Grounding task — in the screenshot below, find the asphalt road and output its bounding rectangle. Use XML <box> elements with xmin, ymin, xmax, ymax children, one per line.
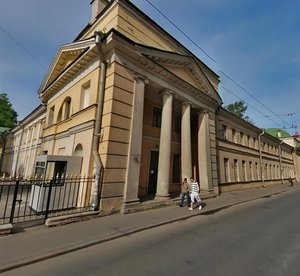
<box><xmin>4</xmin><ymin>189</ymin><xmax>300</xmax><ymax>276</ymax></box>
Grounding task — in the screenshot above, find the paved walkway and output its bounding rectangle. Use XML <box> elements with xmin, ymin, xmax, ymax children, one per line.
<box><xmin>0</xmin><ymin>182</ymin><xmax>299</xmax><ymax>273</ymax></box>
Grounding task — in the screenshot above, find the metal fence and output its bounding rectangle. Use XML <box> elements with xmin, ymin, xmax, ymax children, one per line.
<box><xmin>0</xmin><ymin>176</ymin><xmax>94</xmax><ymax>225</ymax></box>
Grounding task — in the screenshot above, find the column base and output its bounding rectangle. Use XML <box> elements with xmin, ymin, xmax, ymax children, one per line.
<box><xmin>121</xmin><ymin>198</ymin><xmax>141</xmax><ymax>214</ymax></box>
<box><xmin>154</xmin><ymin>194</ymin><xmax>170</xmax><ymax>200</ymax></box>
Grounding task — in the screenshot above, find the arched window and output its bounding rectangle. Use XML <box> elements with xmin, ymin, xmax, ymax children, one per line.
<box><xmin>74</xmin><ymin>143</ymin><xmax>83</xmax><ymax>156</ymax></box>
<box><xmin>57</xmin><ymin>97</ymin><xmax>72</xmax><ymax>122</ymax></box>
<box><xmin>57</xmin><ymin>106</ymin><xmax>63</xmax><ymax>123</ymax></box>
<box><xmin>64</xmin><ymin>97</ymin><xmax>71</xmax><ymax>120</ymax></box>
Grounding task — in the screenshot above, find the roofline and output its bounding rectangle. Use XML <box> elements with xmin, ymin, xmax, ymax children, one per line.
<box><xmin>10</xmin><ymin>104</ymin><xmax>46</xmax><ymax>133</ymax></box>
<box><xmin>74</xmin><ymin>0</ymin><xmax>219</xmax><ymax>79</ymax></box>
<box><xmin>38</xmin><ymin>47</ymin><xmax>90</xmax><ymax>96</ymax></box>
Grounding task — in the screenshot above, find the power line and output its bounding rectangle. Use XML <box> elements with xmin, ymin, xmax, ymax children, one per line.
<box><xmin>0</xmin><ymin>24</ymin><xmax>46</xmax><ymax>69</ymax></box>
<box><xmin>144</xmin><ymin>0</ymin><xmax>216</xmax><ymax>63</ymax></box>
<box><xmin>219</xmin><ymin>70</ymin><xmax>291</xmax><ymax>127</ymax></box>
<box><xmin>143</xmin><ymin>0</ymin><xmax>293</xmax><ymax>129</ymax></box>
<box><xmin>252</xmin><ymin>112</ymin><xmax>299</xmax><ymax>119</ymax></box>
<box><xmin>221</xmin><ymin>86</ymin><xmax>284</xmax><ymax>129</ymax></box>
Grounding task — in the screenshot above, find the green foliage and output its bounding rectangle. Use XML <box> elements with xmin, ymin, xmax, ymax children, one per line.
<box><xmin>0</xmin><ymin>93</ymin><xmax>18</xmax><ymax>128</ymax></box>
<box><xmin>225</xmin><ymin>100</ymin><xmax>254</xmax><ymax>124</ymax></box>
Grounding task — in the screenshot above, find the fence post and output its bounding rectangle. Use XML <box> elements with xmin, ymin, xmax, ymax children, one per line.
<box><xmin>9</xmin><ymin>179</ymin><xmax>20</xmax><ymax>224</ymax></box>
<box><xmin>44</xmin><ymin>178</ymin><xmax>53</xmax><ymax>221</ymax></box>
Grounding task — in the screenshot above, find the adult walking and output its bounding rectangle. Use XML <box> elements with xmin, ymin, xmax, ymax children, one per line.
<box><xmin>180</xmin><ymin>177</ymin><xmax>191</xmax><ymax>207</ymax></box>
<box><xmin>189</xmin><ymin>177</ymin><xmax>202</xmax><ymax>211</ymax></box>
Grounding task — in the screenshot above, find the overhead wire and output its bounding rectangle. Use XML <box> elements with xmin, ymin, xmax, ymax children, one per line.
<box><xmin>143</xmin><ymin>0</ymin><xmax>294</xmax><ymax>130</ymax></box>
<box><xmin>0</xmin><ymin>24</ymin><xmax>46</xmax><ymax>114</ymax></box>
<box><xmin>0</xmin><ymin>25</ymin><xmax>46</xmax><ymax>69</ymax></box>
<box><xmin>1</xmin><ymin>2</ymin><xmax>296</xmax><ymax>130</ymax></box>
<box><xmin>219</xmin><ymin>70</ymin><xmax>291</xmax><ymax>127</ymax></box>
<box><xmin>221</xmin><ymin>86</ymin><xmax>283</xmax><ymax>128</ymax></box>
<box><xmin>144</xmin><ymin>0</ymin><xmax>216</xmax><ymax>63</ymax></box>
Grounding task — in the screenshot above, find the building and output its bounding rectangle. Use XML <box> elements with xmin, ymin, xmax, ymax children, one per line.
<box><xmin>266</xmin><ymin>128</ymin><xmax>300</xmax><ymax>181</ymax></box>
<box><xmin>1</xmin><ymin>105</ymin><xmax>46</xmax><ymax>177</ymax></box>
<box><xmin>216</xmin><ymin>110</ymin><xmax>295</xmax><ymax>192</ymax></box>
<box><xmin>0</xmin><ymin>126</ymin><xmax>10</xmax><ymax>173</ymax></box>
<box><xmin>1</xmin><ymin>0</ymin><xmax>296</xmax><ymax>214</ymax></box>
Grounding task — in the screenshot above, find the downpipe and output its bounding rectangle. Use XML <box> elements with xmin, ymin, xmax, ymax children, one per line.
<box><xmin>278</xmin><ymin>141</ymin><xmax>284</xmax><ymax>184</ymax></box>
<box><xmin>91</xmin><ymin>31</ymin><xmax>106</xmax><ymax>210</ymax></box>
<box><xmin>258</xmin><ymin>130</ymin><xmax>265</xmax><ymax>188</ymax></box>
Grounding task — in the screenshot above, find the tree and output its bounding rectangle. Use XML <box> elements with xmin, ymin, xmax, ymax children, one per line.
<box><xmin>225</xmin><ymin>100</ymin><xmax>254</xmax><ymax>124</ymax></box>
<box><xmin>0</xmin><ymin>93</ymin><xmax>18</xmax><ymax>128</ymax></box>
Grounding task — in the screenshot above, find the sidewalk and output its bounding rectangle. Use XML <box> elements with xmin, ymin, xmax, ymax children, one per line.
<box><xmin>0</xmin><ymin>182</ymin><xmax>299</xmax><ymax>273</ymax></box>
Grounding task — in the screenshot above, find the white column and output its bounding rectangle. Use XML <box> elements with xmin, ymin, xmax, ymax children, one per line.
<box><xmin>198</xmin><ymin>110</ymin><xmax>213</xmax><ymax>191</ymax></box>
<box><xmin>156</xmin><ymin>90</ymin><xmax>173</xmax><ymax>198</ymax></box>
<box><xmin>123</xmin><ymin>74</ymin><xmax>148</xmax><ymax>210</ymax></box>
<box><xmin>181</xmin><ymin>102</ymin><xmax>192</xmax><ymax>180</ymax></box>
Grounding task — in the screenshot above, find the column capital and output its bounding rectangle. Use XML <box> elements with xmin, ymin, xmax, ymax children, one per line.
<box><xmin>159</xmin><ymin>88</ymin><xmax>175</xmax><ymax>97</ymax></box>
<box><xmin>133</xmin><ymin>73</ymin><xmax>149</xmax><ymax>85</ymax></box>
<box><xmin>198</xmin><ymin>109</ymin><xmax>210</xmax><ymax>115</ymax></box>
<box><xmin>181</xmin><ymin>101</ymin><xmax>193</xmax><ymax>108</ymax></box>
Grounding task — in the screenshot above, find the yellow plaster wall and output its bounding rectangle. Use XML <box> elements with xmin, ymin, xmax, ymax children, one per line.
<box><xmin>98</xmin><ymin>61</ymin><xmax>135</xmax><ymax>210</ymax></box>
<box><xmin>82</xmin><ymin>3</ymin><xmax>181</xmax><ymax>54</ymax></box>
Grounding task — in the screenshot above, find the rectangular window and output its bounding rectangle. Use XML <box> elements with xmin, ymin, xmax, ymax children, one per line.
<box><xmin>240</xmin><ymin>132</ymin><xmax>244</xmax><ymax>145</ymax></box>
<box><xmin>234</xmin><ymin>159</ymin><xmax>239</xmax><ymax>181</ymax></box>
<box><xmin>264</xmin><ymin>164</ymin><xmax>268</xmax><ymax>180</ymax></box>
<box><xmin>242</xmin><ymin>160</ymin><xmax>247</xmax><ymax>181</ymax></box>
<box><xmin>249</xmin><ymin>161</ymin><xmax>253</xmax><ymax>180</ymax></box>
<box><xmin>152</xmin><ymin>107</ymin><xmax>162</xmax><ymax>128</ymax></box>
<box><xmin>224</xmin><ymin>158</ymin><xmax>229</xmax><ymax>182</ymax></box>
<box><xmin>219</xmin><ymin>124</ymin><xmax>227</xmax><ymax>140</ymax></box>
<box><xmin>232</xmin><ymin>129</ymin><xmax>236</xmax><ymax>143</ymax></box>
<box><xmin>80</xmin><ymin>82</ymin><xmax>90</xmax><ymax>110</ymax></box>
<box><xmin>48</xmin><ymin>106</ymin><xmax>55</xmax><ymax>126</ymax></box>
<box><xmin>270</xmin><ymin>164</ymin><xmax>273</xmax><ymax>179</ymax></box>
<box><xmin>247</xmin><ymin>135</ymin><xmax>250</xmax><ymax>147</ymax></box>
<box><xmin>172</xmin><ymin>154</ymin><xmax>180</xmax><ymax>183</ymax></box>
<box><xmin>255</xmin><ymin>162</ymin><xmax>259</xmax><ymax>180</ymax></box>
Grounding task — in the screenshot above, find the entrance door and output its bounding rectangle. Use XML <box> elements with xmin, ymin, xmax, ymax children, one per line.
<box><xmin>148</xmin><ymin>150</ymin><xmax>159</xmax><ymax>195</ymax></box>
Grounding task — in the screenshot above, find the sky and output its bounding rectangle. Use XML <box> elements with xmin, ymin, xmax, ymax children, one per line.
<box><xmin>0</xmin><ymin>0</ymin><xmax>300</xmax><ymax>135</ymax></box>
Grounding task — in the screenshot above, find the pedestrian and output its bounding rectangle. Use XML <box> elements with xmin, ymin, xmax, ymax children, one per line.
<box><xmin>289</xmin><ymin>176</ymin><xmax>294</xmax><ymax>187</ymax></box>
<box><xmin>189</xmin><ymin>177</ymin><xmax>202</xmax><ymax>211</ymax></box>
<box><xmin>180</xmin><ymin>177</ymin><xmax>191</xmax><ymax>207</ymax></box>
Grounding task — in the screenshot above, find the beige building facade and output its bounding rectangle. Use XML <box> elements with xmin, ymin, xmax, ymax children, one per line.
<box><xmin>216</xmin><ymin>109</ymin><xmax>295</xmax><ymax>192</ymax></box>
<box><xmin>1</xmin><ymin>0</ymin><xmax>297</xmax><ymax>214</ymax></box>
<box><xmin>1</xmin><ymin>105</ymin><xmax>46</xmax><ymax>178</ymax></box>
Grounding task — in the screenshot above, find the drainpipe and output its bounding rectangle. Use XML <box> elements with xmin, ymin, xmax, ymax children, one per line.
<box><xmin>258</xmin><ymin>130</ymin><xmax>265</xmax><ymax>187</ymax></box>
<box><xmin>278</xmin><ymin>141</ymin><xmax>284</xmax><ymax>184</ymax></box>
<box><xmin>91</xmin><ymin>31</ymin><xmax>106</xmax><ymax>210</ymax></box>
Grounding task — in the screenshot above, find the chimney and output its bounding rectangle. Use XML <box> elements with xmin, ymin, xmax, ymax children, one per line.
<box><xmin>90</xmin><ymin>0</ymin><xmax>109</xmax><ymax>23</ymax></box>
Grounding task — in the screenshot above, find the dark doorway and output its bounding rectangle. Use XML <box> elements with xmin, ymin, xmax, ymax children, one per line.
<box><xmin>148</xmin><ymin>150</ymin><xmax>159</xmax><ymax>195</ymax></box>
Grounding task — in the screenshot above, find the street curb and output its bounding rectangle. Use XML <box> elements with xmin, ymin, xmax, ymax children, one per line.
<box><xmin>0</xmin><ymin>224</ymin><xmax>12</xmax><ymax>235</ymax></box>
<box><xmin>0</xmin><ymin>186</ymin><xmax>297</xmax><ymax>273</ymax></box>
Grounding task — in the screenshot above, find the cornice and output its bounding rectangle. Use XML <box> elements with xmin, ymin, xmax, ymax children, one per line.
<box><xmin>138</xmin><ymin>55</ymin><xmax>220</xmax><ymax>108</ymax></box>
<box><xmin>40</xmin><ymin>47</ymin><xmax>98</xmax><ymax>103</ymax></box>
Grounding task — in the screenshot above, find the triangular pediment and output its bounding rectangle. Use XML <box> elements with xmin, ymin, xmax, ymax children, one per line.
<box><xmin>47</xmin><ymin>49</ymin><xmax>85</xmax><ymax>85</ymax></box>
<box><xmin>142</xmin><ymin>50</ymin><xmax>222</xmax><ymax>104</ymax></box>
<box><xmin>39</xmin><ymin>38</ymin><xmax>95</xmax><ymax>96</ymax></box>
